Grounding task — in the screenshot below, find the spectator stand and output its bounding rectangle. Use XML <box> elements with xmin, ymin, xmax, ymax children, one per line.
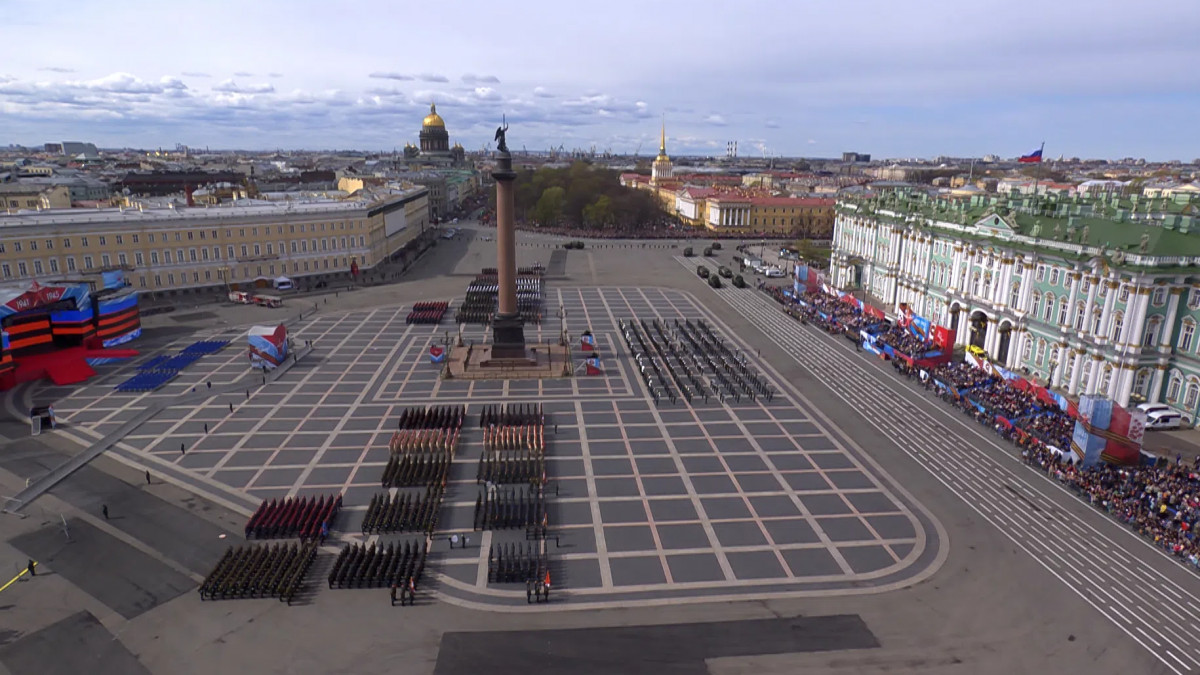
<box><xmin>117</xmin><ymin>339</ymin><xmax>230</xmax><ymax>391</ymax></box>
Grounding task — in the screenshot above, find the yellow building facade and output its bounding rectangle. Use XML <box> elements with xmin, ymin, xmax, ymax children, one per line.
<box><xmin>0</xmin><ymin>187</ymin><xmax>429</xmax><ymax>295</ymax></box>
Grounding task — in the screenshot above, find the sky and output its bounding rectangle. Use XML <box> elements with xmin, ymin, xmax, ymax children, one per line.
<box><xmin>2</xmin><ymin>0</ymin><xmax>1199</xmax><ymax>160</ymax></box>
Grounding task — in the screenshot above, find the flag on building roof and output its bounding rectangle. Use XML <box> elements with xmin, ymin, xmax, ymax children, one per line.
<box><xmin>1018</xmin><ymin>147</ymin><xmax>1043</xmax><ymax>163</ymax></box>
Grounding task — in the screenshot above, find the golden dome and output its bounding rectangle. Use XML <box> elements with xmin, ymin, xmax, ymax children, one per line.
<box><xmin>422</xmin><ymin>102</ymin><xmax>445</xmax><ymax>128</ymax></box>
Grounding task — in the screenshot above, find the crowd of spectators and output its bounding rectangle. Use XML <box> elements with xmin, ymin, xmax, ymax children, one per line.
<box><xmin>1025</xmin><ymin>445</ymin><xmax>1200</xmax><ymax>571</ymax></box>
<box><xmin>781</xmin><ymin>290</ymin><xmax>883</xmax><ymax>335</ymax></box>
<box><xmin>874</xmin><ymin>325</ymin><xmax>933</xmax><ymax>357</ymax></box>
<box><xmin>772</xmin><ymin>284</ymin><xmax>1200</xmax><ymax>575</ymax></box>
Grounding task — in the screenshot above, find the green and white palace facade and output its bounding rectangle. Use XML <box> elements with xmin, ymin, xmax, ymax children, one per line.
<box><xmin>830</xmin><ymin>188</ymin><xmax>1200</xmax><ymax>422</ymax></box>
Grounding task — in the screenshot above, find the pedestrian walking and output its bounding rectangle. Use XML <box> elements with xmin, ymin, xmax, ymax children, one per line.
<box><xmin>204</xmin><ymin>423</ymin><xmax>209</xmax><ymax>434</ymax></box>
<box><xmin>181</xmin><ymin>442</ymin><xmax>186</xmax><ymax>454</ymax></box>
<box><xmin>146</xmin><ymin>470</ymin><xmax>152</xmax><ymax>484</ymax></box>
<box><xmin>245</xmin><ymin>390</ymin><xmax>249</xmax><ymax>399</ymax></box>
<box><xmin>27</xmin><ymin>559</ymin><xmax>36</xmax><ymax>577</ymax></box>
<box><xmin>390</xmin><ymin>584</ymin><xmax>397</xmax><ymax>606</ymax></box>
<box><xmin>206</xmin><ymin>381</ymin><xmax>211</xmax><ymax>389</ymax></box>
<box><xmin>229</xmin><ymin>402</ymin><xmax>234</xmax><ymax>413</ymax></box>
<box><xmin>102</xmin><ymin>504</ymin><xmax>109</xmax><ymax>520</ymax></box>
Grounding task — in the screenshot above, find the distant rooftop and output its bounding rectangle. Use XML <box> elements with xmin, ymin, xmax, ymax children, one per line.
<box><xmin>838</xmin><ymin>190</ymin><xmax>1200</xmax><ymax>265</ymax></box>
<box><xmin>0</xmin><ymin>185</ymin><xmax>424</xmax><ymax>229</ymax></box>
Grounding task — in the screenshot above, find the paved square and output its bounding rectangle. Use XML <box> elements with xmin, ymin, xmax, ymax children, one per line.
<box><xmin>46</xmin><ymin>286</ymin><xmax>931</xmax><ymax>607</ymax></box>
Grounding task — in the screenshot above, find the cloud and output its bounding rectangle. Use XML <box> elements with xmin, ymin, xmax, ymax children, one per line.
<box><xmin>704</xmin><ymin>114</ymin><xmax>727</xmax><ymax>126</ymax></box>
<box><xmin>418</xmin><ymin>73</ymin><xmax>448</xmax><ymax>83</ymax></box>
<box><xmin>807</xmin><ymin>139</ymin><xmax>817</xmax><ymax>144</ymax></box>
<box><xmin>765</xmin><ymin>119</ymin><xmax>780</xmax><ymax>129</ymax></box>
<box><xmin>233</xmin><ymin>71</ymin><xmax>254</xmax><ymax>77</ymax></box>
<box><xmin>268</xmin><ymin>72</ymin><xmax>283</xmax><ymax>78</ymax></box>
<box><xmin>533</xmin><ymin>86</ymin><xmax>554</xmax><ymax>98</ymax></box>
<box><xmin>53</xmin><ymin>73</ymin><xmax>189</xmax><ymax>94</ymax></box>
<box><xmin>181</xmin><ymin>71</ymin><xmax>211</xmax><ymax>78</ymax></box>
<box><xmin>369</xmin><ymin>72</ymin><xmax>413</xmax><ymax>81</ymax></box>
<box><xmin>212</xmin><ymin>79</ymin><xmax>275</xmax><ymax>94</ymax></box>
<box><xmin>462</xmin><ymin>73</ymin><xmax>500</xmax><ymax>84</ymax></box>
<box><xmin>39</xmin><ymin>67</ymin><xmax>75</xmax><ymax>73</ymax></box>
<box><xmin>472</xmin><ymin>87</ymin><xmax>501</xmax><ymax>101</ymax></box>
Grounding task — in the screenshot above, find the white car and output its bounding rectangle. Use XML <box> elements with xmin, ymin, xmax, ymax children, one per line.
<box><xmin>765</xmin><ymin>267</ymin><xmax>785</xmax><ymax>278</ymax></box>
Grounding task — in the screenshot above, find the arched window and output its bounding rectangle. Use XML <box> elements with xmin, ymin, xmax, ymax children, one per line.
<box><xmin>1043</xmin><ymin>293</ymin><xmax>1056</xmax><ymax>322</ymax></box>
<box><xmin>1009</xmin><ymin>282</ymin><xmax>1021</xmax><ymax>307</ymax></box>
<box><xmin>1134</xmin><ymin>369</ymin><xmax>1151</xmax><ymax>397</ymax></box>
<box><xmin>1099</xmin><ymin>365</ymin><xmax>1114</xmax><ymax>394</ymax></box>
<box><xmin>1021</xmin><ymin>336</ymin><xmax>1033</xmax><ymax>361</ymax></box>
<box><xmin>1074</xmin><ymin>302</ymin><xmax>1086</xmax><ymax>331</ymax></box>
<box><xmin>1143</xmin><ymin>316</ymin><xmax>1163</xmax><ymax>346</ymax></box>
<box><xmin>1167</xmin><ymin>371</ymin><xmax>1183</xmax><ymax>401</ymax></box>
<box><xmin>1057</xmin><ymin>297</ymin><xmax>1069</xmax><ymax>325</ymax></box>
<box><xmin>1091</xmin><ymin>310</ymin><xmax>1102</xmax><ymax>335</ymax></box>
<box><xmin>1036</xmin><ymin>338</ymin><xmax>1047</xmax><ymax>365</ymax></box>
<box><xmin>1031</xmin><ymin>291</ymin><xmax>1042</xmax><ymax>317</ymax></box>
<box><xmin>1186</xmin><ymin>379</ymin><xmax>1200</xmax><ymax>410</ymax></box>
<box><xmin>1111</xmin><ymin>311</ymin><xmax>1124</xmax><ymax>342</ymax></box>
<box><xmin>1180</xmin><ymin>319</ymin><xmax>1196</xmax><ymax>352</ymax></box>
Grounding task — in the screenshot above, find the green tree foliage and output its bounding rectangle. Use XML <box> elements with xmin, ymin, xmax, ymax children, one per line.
<box><xmin>533</xmin><ymin>186</ymin><xmax>566</xmax><ymax>224</ymax></box>
<box><xmin>503</xmin><ymin>161</ymin><xmax>665</xmax><ymax>229</ymax></box>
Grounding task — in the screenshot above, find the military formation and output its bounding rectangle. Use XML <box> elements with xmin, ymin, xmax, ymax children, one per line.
<box><xmin>199</xmin><ymin>541</ymin><xmax>317</xmax><ymax>604</ymax></box>
<box><xmin>455</xmin><ymin>267</ymin><xmax>545</xmax><ymax>325</ymax></box>
<box><xmin>361</xmin><ymin>487</ymin><xmax>444</xmax><ymax>534</ymax></box>
<box><xmin>244</xmin><ymin>494</ymin><xmax>341</xmax><ymax>541</ymax></box>
<box><xmin>405</xmin><ymin>300</ymin><xmax>448</xmax><ymax>325</ymax></box>
<box><xmin>382</xmin><ymin>452</ymin><xmax>451</xmax><ymax>488</ymax></box>
<box><xmin>620</xmin><ymin>317</ymin><xmax>774</xmax><ymax>405</ymax></box>
<box><xmin>327</xmin><ymin>540</ymin><xmax>427</xmax><ymax>594</ymax></box>
<box><xmin>474</xmin><ymin>484</ymin><xmax>547</xmax><ymax>531</ymax></box>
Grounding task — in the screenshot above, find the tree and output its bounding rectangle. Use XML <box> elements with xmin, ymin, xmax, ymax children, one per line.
<box><xmin>582</xmin><ymin>195</ymin><xmax>613</xmax><ymax>227</ymax></box>
<box><xmin>532</xmin><ymin>186</ymin><xmax>566</xmax><ymax>225</ymax></box>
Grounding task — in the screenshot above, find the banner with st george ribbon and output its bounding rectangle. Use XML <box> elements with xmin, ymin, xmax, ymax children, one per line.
<box><xmin>430</xmin><ymin>344</ymin><xmax>446</xmax><ymax>363</ymax></box>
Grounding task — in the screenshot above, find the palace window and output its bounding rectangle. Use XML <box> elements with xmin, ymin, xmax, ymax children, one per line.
<box><xmin>1152</xmin><ymin>287</ymin><xmax>1167</xmax><ymax>306</ymax></box>
<box><xmin>1050</xmin><ymin>269</ymin><xmax>1060</xmax><ymax>286</ymax></box>
<box><xmin>1179</xmin><ymin>319</ymin><xmax>1196</xmax><ymax>352</ymax></box>
<box><xmin>1111</xmin><ymin>312</ymin><xmax>1124</xmax><ymax>342</ymax></box>
<box><xmin>1043</xmin><ymin>294</ymin><xmax>1055</xmax><ymax>322</ymax></box>
<box><xmin>1075</xmin><ymin>302</ymin><xmax>1086</xmax><ymax>331</ymax></box>
<box><xmin>1057</xmin><ymin>297</ymin><xmax>1068</xmax><ymax>324</ymax></box>
<box><xmin>1119</xmin><ymin>285</ymin><xmax>1130</xmax><ymax>302</ymax></box>
<box><xmin>1144</xmin><ymin>317</ymin><xmax>1162</xmax><ymax>346</ymax></box>
<box><xmin>1187</xmin><ymin>380</ymin><xmax>1200</xmax><ymax>410</ymax></box>
<box><xmin>1134</xmin><ymin>369</ymin><xmax>1151</xmax><ymax>397</ymax></box>
<box><xmin>1036</xmin><ymin>265</ymin><xmax>1046</xmax><ymax>282</ymax></box>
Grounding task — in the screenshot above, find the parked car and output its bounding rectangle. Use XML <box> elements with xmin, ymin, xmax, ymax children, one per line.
<box><xmin>711</xmin><ymin>241</ymin><xmax>722</xmax><ymax>250</ymax></box>
<box><xmin>708</xmin><ymin>275</ymin><xmax>722</xmax><ymax>289</ymax></box>
<box><xmin>718</xmin><ymin>266</ymin><xmax>732</xmax><ymax>278</ymax></box>
<box><xmin>703</xmin><ymin>247</ymin><xmax>713</xmax><ymax>257</ymax></box>
<box><xmin>683</xmin><ymin>247</ymin><xmax>694</xmax><ymax>257</ymax></box>
<box><xmin>732</xmin><ymin>274</ymin><xmax>746</xmax><ymax>288</ymax></box>
<box><xmin>1146</xmin><ymin>409</ymin><xmax>1183</xmax><ymax>430</ymax></box>
<box><xmin>697</xmin><ymin>266</ymin><xmax>710</xmax><ymax>279</ymax></box>
<box><xmin>765</xmin><ymin>267</ymin><xmax>785</xmax><ymax>278</ymax></box>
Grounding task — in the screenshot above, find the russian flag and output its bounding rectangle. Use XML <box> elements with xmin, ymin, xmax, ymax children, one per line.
<box><xmin>1018</xmin><ymin>148</ymin><xmax>1043</xmax><ymax>163</ymax></box>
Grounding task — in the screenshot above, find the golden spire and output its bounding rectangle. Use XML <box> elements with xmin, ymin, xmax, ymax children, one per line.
<box><xmin>659</xmin><ymin>116</ymin><xmax>666</xmax><ymax>155</ymax></box>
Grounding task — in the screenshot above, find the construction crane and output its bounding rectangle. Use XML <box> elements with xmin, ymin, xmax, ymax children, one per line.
<box><xmin>634</xmin><ymin>140</ymin><xmax>643</xmax><ymax>158</ymax></box>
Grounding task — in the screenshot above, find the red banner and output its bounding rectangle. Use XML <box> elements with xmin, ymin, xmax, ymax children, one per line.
<box><xmin>933</xmin><ymin>326</ymin><xmax>955</xmax><ymax>352</ymax></box>
<box><xmin>4</xmin><ymin>282</ymin><xmax>67</xmax><ymax>313</ymax></box>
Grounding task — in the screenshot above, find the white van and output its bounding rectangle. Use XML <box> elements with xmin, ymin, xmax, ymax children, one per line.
<box><xmin>1146</xmin><ymin>410</ymin><xmax>1183</xmax><ymax>430</ymax></box>
<box><xmin>1136</xmin><ymin>402</ymin><xmax>1171</xmax><ymax>416</ymax></box>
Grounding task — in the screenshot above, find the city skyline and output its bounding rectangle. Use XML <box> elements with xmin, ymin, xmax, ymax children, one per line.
<box><xmin>3</xmin><ymin>0</ymin><xmax>1199</xmax><ymax>160</ymax></box>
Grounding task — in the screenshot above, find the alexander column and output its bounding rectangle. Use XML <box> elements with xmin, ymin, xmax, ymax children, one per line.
<box><xmin>489</xmin><ymin>119</ymin><xmax>527</xmax><ymax>360</ymax></box>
